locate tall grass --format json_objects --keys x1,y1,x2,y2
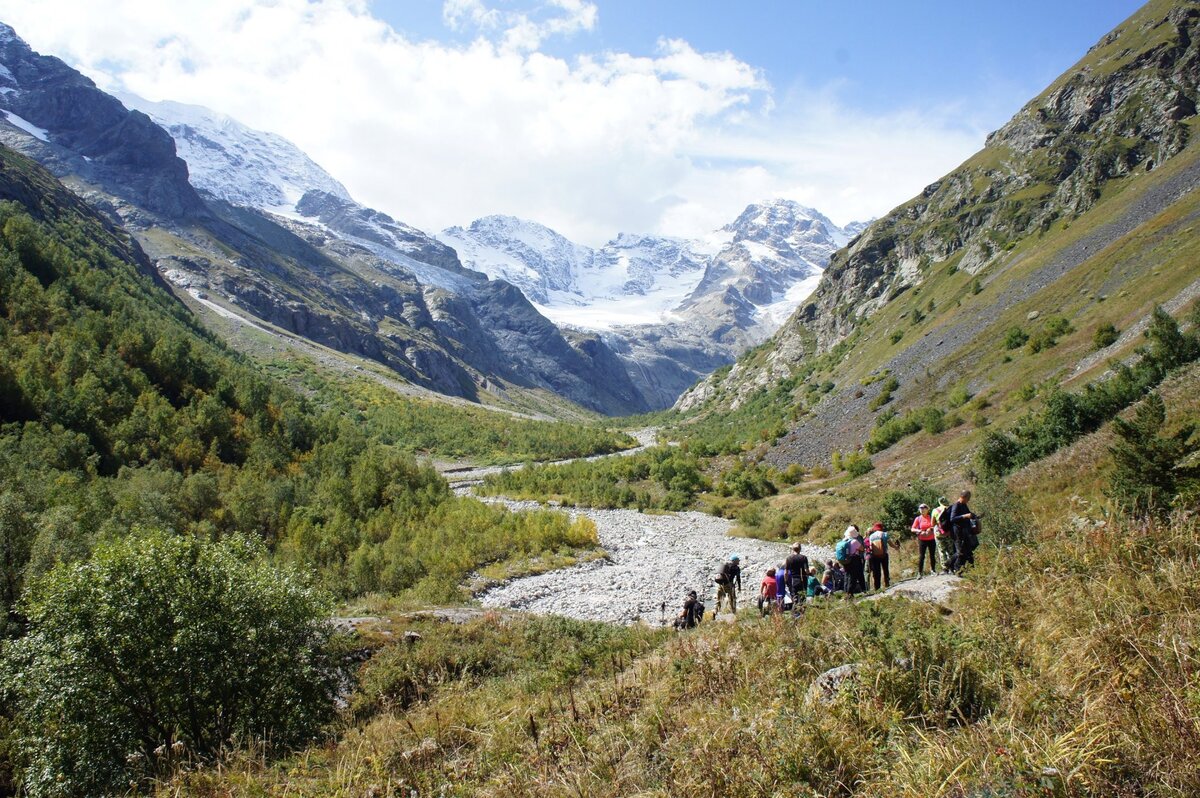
[{"x1": 161, "y1": 508, "x2": 1200, "y2": 797}]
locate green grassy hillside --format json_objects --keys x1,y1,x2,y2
[
  {"x1": 0, "y1": 144, "x2": 626, "y2": 621},
  {"x1": 672, "y1": 0, "x2": 1200, "y2": 479}
]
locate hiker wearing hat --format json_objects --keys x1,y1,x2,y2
[
  {"x1": 843, "y1": 526, "x2": 868, "y2": 595},
  {"x1": 931, "y1": 496, "x2": 952, "y2": 573},
  {"x1": 866, "y1": 522, "x2": 892, "y2": 591},
  {"x1": 911, "y1": 503, "x2": 939, "y2": 577},
  {"x1": 713, "y1": 554, "x2": 742, "y2": 617}
]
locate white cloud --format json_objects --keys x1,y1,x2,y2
[{"x1": 0, "y1": 0, "x2": 987, "y2": 244}]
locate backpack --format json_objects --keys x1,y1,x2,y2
[
  {"x1": 834, "y1": 538, "x2": 851, "y2": 563},
  {"x1": 869, "y1": 533, "x2": 887, "y2": 556},
  {"x1": 936, "y1": 506, "x2": 953, "y2": 535}
]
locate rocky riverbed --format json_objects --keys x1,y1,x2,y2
[{"x1": 478, "y1": 498, "x2": 835, "y2": 625}]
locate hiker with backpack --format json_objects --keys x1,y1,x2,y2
[
  {"x1": 932, "y1": 496, "x2": 953, "y2": 573},
  {"x1": 866, "y1": 522, "x2": 893, "y2": 591},
  {"x1": 822, "y1": 560, "x2": 843, "y2": 594},
  {"x1": 713, "y1": 554, "x2": 742, "y2": 617},
  {"x1": 945, "y1": 491, "x2": 979, "y2": 573},
  {"x1": 674, "y1": 590, "x2": 704, "y2": 629},
  {"x1": 836, "y1": 526, "x2": 868, "y2": 595},
  {"x1": 911, "y1": 503, "x2": 939, "y2": 577},
  {"x1": 775, "y1": 561, "x2": 790, "y2": 612},
  {"x1": 785, "y1": 543, "x2": 809, "y2": 614}
]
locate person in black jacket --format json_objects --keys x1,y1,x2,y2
[
  {"x1": 714, "y1": 554, "x2": 742, "y2": 617},
  {"x1": 785, "y1": 543, "x2": 809, "y2": 614},
  {"x1": 674, "y1": 590, "x2": 703, "y2": 629},
  {"x1": 947, "y1": 490, "x2": 978, "y2": 573}
]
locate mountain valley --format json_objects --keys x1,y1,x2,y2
[{"x1": 1, "y1": 2, "x2": 1199, "y2": 797}]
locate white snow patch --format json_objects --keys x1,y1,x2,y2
[
  {"x1": 2, "y1": 110, "x2": 47, "y2": 141},
  {"x1": 757, "y1": 272, "x2": 824, "y2": 328}
]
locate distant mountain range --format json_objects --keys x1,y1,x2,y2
[
  {"x1": 118, "y1": 88, "x2": 865, "y2": 408},
  {"x1": 439, "y1": 203, "x2": 866, "y2": 406},
  {"x1": 0, "y1": 20, "x2": 863, "y2": 413}
]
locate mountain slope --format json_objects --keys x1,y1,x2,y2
[
  {"x1": 119, "y1": 94, "x2": 353, "y2": 213},
  {"x1": 676, "y1": 0, "x2": 1200, "y2": 468},
  {"x1": 0, "y1": 29, "x2": 648, "y2": 415}
]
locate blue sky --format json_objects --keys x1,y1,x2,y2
[
  {"x1": 382, "y1": 0, "x2": 1142, "y2": 125},
  {"x1": 0, "y1": 0, "x2": 1148, "y2": 243}
]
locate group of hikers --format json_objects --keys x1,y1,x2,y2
[{"x1": 675, "y1": 491, "x2": 980, "y2": 627}]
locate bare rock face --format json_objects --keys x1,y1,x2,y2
[{"x1": 0, "y1": 23, "x2": 205, "y2": 218}]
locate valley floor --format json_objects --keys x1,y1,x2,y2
[{"x1": 477, "y1": 498, "x2": 832, "y2": 625}]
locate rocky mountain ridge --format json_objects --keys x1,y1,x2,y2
[
  {"x1": 0, "y1": 25, "x2": 648, "y2": 415},
  {"x1": 441, "y1": 201, "x2": 862, "y2": 407},
  {"x1": 676, "y1": 0, "x2": 1200, "y2": 469}
]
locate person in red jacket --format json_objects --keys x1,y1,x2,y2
[
  {"x1": 759, "y1": 568, "x2": 778, "y2": 617},
  {"x1": 911, "y1": 503, "x2": 939, "y2": 577}
]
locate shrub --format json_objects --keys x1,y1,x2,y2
[
  {"x1": 716, "y1": 461, "x2": 777, "y2": 501},
  {"x1": 787, "y1": 510, "x2": 822, "y2": 537},
  {"x1": 1003, "y1": 326, "x2": 1029, "y2": 350},
  {"x1": 843, "y1": 450, "x2": 875, "y2": 477},
  {"x1": 869, "y1": 377, "x2": 901, "y2": 411},
  {"x1": 970, "y1": 279, "x2": 983, "y2": 295},
  {"x1": 1, "y1": 533, "x2": 337, "y2": 797},
  {"x1": 1093, "y1": 322, "x2": 1119, "y2": 349},
  {"x1": 877, "y1": 478, "x2": 940, "y2": 537},
  {"x1": 1027, "y1": 315, "x2": 1073, "y2": 353},
  {"x1": 1107, "y1": 393, "x2": 1199, "y2": 518},
  {"x1": 889, "y1": 330, "x2": 904, "y2": 344},
  {"x1": 947, "y1": 383, "x2": 973, "y2": 408}
]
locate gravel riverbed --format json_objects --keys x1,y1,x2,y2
[{"x1": 477, "y1": 498, "x2": 835, "y2": 625}]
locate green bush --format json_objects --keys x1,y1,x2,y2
[
  {"x1": 1003, "y1": 326, "x2": 1029, "y2": 350},
  {"x1": 843, "y1": 450, "x2": 875, "y2": 477},
  {"x1": 975, "y1": 306, "x2": 1200, "y2": 477},
  {"x1": 1107, "y1": 393, "x2": 1199, "y2": 518},
  {"x1": 869, "y1": 376, "x2": 901, "y2": 411},
  {"x1": 716, "y1": 461, "x2": 777, "y2": 501},
  {"x1": 1093, "y1": 322, "x2": 1120, "y2": 350},
  {"x1": 889, "y1": 330, "x2": 904, "y2": 344},
  {"x1": 1, "y1": 533, "x2": 336, "y2": 797},
  {"x1": 865, "y1": 406, "x2": 945, "y2": 454},
  {"x1": 876, "y1": 478, "x2": 940, "y2": 537},
  {"x1": 1027, "y1": 315, "x2": 1073, "y2": 353},
  {"x1": 947, "y1": 383, "x2": 973, "y2": 408}
]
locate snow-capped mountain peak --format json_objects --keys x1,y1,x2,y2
[{"x1": 118, "y1": 94, "x2": 351, "y2": 213}]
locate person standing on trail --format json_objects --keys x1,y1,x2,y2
[
  {"x1": 713, "y1": 554, "x2": 742, "y2": 617},
  {"x1": 785, "y1": 543, "x2": 809, "y2": 613},
  {"x1": 759, "y1": 568, "x2": 778, "y2": 617},
  {"x1": 844, "y1": 526, "x2": 868, "y2": 595},
  {"x1": 775, "y1": 562, "x2": 789, "y2": 611},
  {"x1": 947, "y1": 491, "x2": 978, "y2": 573},
  {"x1": 867, "y1": 522, "x2": 892, "y2": 591},
  {"x1": 911, "y1": 503, "x2": 939, "y2": 577},
  {"x1": 675, "y1": 590, "x2": 703, "y2": 629},
  {"x1": 932, "y1": 496, "x2": 953, "y2": 573}
]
